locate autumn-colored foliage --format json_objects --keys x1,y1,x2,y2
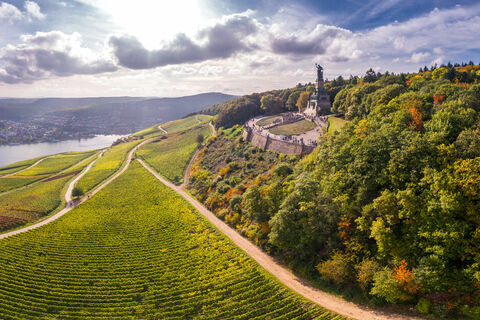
[
  {"x1": 338, "y1": 218, "x2": 352, "y2": 243},
  {"x1": 433, "y1": 94, "x2": 445, "y2": 107},
  {"x1": 219, "y1": 166, "x2": 230, "y2": 176},
  {"x1": 394, "y1": 260, "x2": 420, "y2": 295},
  {"x1": 405, "y1": 98, "x2": 424, "y2": 132},
  {"x1": 296, "y1": 91, "x2": 310, "y2": 111},
  {"x1": 225, "y1": 188, "x2": 242, "y2": 201}
]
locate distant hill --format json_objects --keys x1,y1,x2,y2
[
  {"x1": 0, "y1": 93, "x2": 236, "y2": 123},
  {"x1": 0, "y1": 93, "x2": 236, "y2": 143}
]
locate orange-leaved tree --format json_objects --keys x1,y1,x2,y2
[{"x1": 394, "y1": 259, "x2": 421, "y2": 295}]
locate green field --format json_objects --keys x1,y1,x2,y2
[
  {"x1": 137, "y1": 125, "x2": 211, "y2": 184},
  {"x1": 327, "y1": 116, "x2": 349, "y2": 134},
  {"x1": 0, "y1": 156, "x2": 46, "y2": 177},
  {"x1": 269, "y1": 119, "x2": 317, "y2": 136},
  {"x1": 0, "y1": 161, "x2": 343, "y2": 319},
  {"x1": 256, "y1": 115, "x2": 283, "y2": 126}
]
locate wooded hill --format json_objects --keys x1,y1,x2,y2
[{"x1": 188, "y1": 63, "x2": 480, "y2": 319}]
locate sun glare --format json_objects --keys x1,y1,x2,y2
[{"x1": 98, "y1": 0, "x2": 206, "y2": 48}]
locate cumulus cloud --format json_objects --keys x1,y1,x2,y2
[
  {"x1": 24, "y1": 1, "x2": 45, "y2": 21},
  {"x1": 0, "y1": 1, "x2": 44, "y2": 23},
  {"x1": 407, "y1": 52, "x2": 430, "y2": 63},
  {"x1": 0, "y1": 31, "x2": 117, "y2": 84},
  {"x1": 109, "y1": 13, "x2": 258, "y2": 69},
  {"x1": 363, "y1": 4, "x2": 480, "y2": 54},
  {"x1": 0, "y1": 2, "x2": 23, "y2": 22}
]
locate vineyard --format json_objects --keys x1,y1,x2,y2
[
  {"x1": 18, "y1": 152, "x2": 94, "y2": 176},
  {"x1": 0, "y1": 156, "x2": 46, "y2": 177},
  {"x1": 136, "y1": 124, "x2": 212, "y2": 184},
  {"x1": 161, "y1": 114, "x2": 211, "y2": 133},
  {"x1": 0, "y1": 152, "x2": 100, "y2": 232},
  {"x1": 75, "y1": 140, "x2": 143, "y2": 193},
  {"x1": 132, "y1": 114, "x2": 211, "y2": 138},
  {"x1": 0, "y1": 161, "x2": 344, "y2": 319},
  {"x1": 0, "y1": 151, "x2": 95, "y2": 193},
  {"x1": 0, "y1": 174, "x2": 72, "y2": 231}
]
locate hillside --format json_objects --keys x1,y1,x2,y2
[{"x1": 185, "y1": 63, "x2": 480, "y2": 319}]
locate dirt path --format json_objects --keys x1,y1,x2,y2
[
  {"x1": 209, "y1": 121, "x2": 216, "y2": 136},
  {"x1": 1, "y1": 156, "x2": 52, "y2": 178},
  {"x1": 0, "y1": 138, "x2": 156, "y2": 240},
  {"x1": 158, "y1": 126, "x2": 168, "y2": 134},
  {"x1": 139, "y1": 157, "x2": 421, "y2": 320},
  {"x1": 180, "y1": 122, "x2": 216, "y2": 188}
]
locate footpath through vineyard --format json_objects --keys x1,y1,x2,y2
[
  {"x1": 137, "y1": 123, "x2": 422, "y2": 320},
  {"x1": 0, "y1": 138, "x2": 156, "y2": 239}
]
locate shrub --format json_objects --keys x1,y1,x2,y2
[
  {"x1": 274, "y1": 163, "x2": 293, "y2": 177},
  {"x1": 356, "y1": 258, "x2": 381, "y2": 292},
  {"x1": 417, "y1": 298, "x2": 431, "y2": 314},
  {"x1": 229, "y1": 194, "x2": 243, "y2": 212},
  {"x1": 196, "y1": 134, "x2": 204, "y2": 144},
  {"x1": 217, "y1": 182, "x2": 230, "y2": 194},
  {"x1": 316, "y1": 252, "x2": 354, "y2": 285},
  {"x1": 370, "y1": 267, "x2": 412, "y2": 303}
]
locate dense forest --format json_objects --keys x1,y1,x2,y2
[{"x1": 189, "y1": 62, "x2": 480, "y2": 318}]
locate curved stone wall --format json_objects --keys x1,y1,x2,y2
[{"x1": 243, "y1": 127, "x2": 315, "y2": 155}]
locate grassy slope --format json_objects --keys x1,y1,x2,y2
[
  {"x1": 327, "y1": 116, "x2": 349, "y2": 134},
  {"x1": 137, "y1": 125, "x2": 212, "y2": 184},
  {"x1": 269, "y1": 120, "x2": 317, "y2": 136},
  {"x1": 0, "y1": 161, "x2": 343, "y2": 319}
]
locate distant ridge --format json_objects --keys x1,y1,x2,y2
[{"x1": 0, "y1": 92, "x2": 237, "y2": 140}]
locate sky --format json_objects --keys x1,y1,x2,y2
[{"x1": 0, "y1": 0, "x2": 479, "y2": 98}]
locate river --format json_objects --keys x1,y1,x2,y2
[{"x1": 0, "y1": 135, "x2": 125, "y2": 167}]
